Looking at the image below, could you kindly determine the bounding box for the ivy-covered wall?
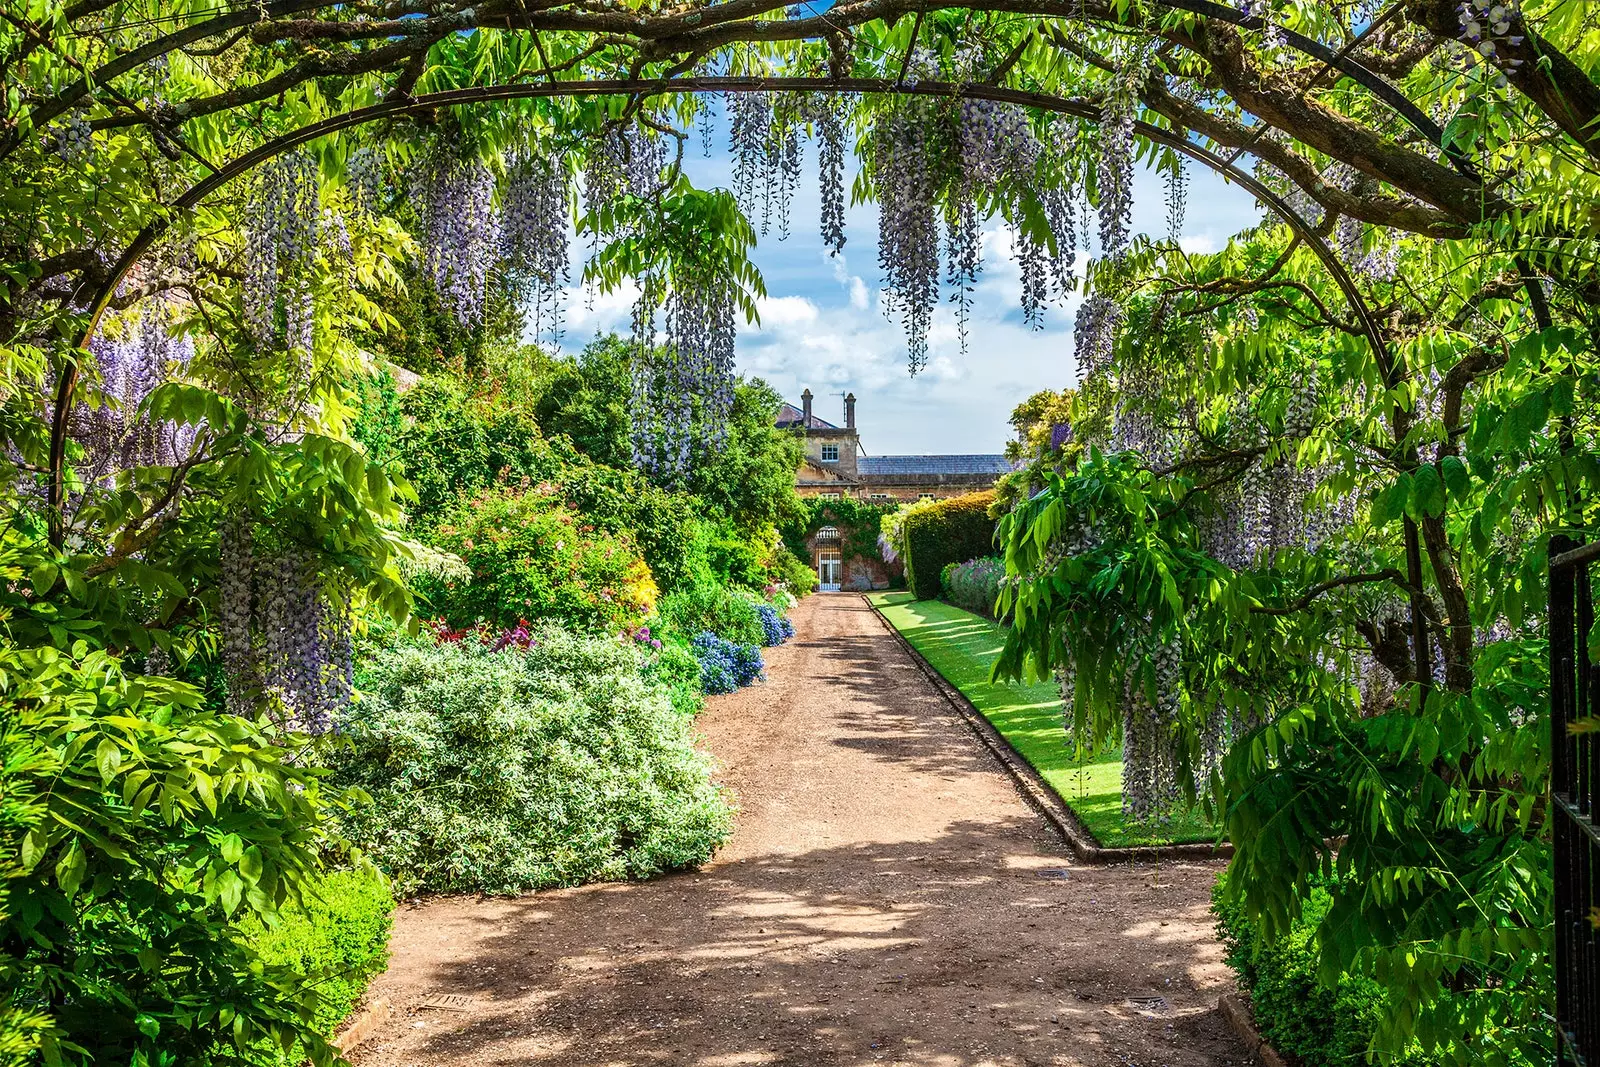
[903,491,998,599]
[780,497,903,588]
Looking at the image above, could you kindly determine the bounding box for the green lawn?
[868,591,1216,848]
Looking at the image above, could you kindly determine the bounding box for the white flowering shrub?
[330,625,732,894]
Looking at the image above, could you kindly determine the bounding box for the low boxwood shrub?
[691,632,765,694]
[237,866,394,1060]
[419,485,658,633]
[330,627,732,894]
[658,582,765,647]
[941,556,1005,617]
[1211,872,1434,1066]
[903,491,997,599]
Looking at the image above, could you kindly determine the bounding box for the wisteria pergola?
[7,3,1600,1058]
[10,0,1584,681]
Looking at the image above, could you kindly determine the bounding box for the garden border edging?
[864,594,1234,865]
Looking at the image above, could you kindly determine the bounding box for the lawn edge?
[863,593,1234,866]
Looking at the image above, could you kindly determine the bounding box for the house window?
[919,493,936,500]
[821,443,840,462]
[819,492,841,500]
[871,493,891,501]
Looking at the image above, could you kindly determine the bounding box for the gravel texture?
[354,593,1241,1067]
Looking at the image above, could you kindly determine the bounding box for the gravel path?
[354,593,1241,1067]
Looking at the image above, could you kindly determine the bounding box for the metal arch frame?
[14,0,1454,163]
[47,71,1440,686]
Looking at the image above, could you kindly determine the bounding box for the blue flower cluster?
[756,604,796,647]
[692,631,765,695]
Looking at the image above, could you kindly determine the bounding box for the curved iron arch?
[51,75,1401,562]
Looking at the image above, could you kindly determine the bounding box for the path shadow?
[368,818,1234,1067]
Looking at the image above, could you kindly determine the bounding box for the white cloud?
[752,295,819,329]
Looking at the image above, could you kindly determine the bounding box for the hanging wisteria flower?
[49,111,92,161]
[500,151,571,343]
[1096,48,1144,262]
[1458,0,1524,69]
[813,94,848,255]
[870,107,941,373]
[223,539,354,732]
[243,150,320,353]
[1072,292,1124,380]
[413,149,501,329]
[77,299,196,482]
[632,264,739,481]
[1165,157,1188,241]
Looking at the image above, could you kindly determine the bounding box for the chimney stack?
[845,392,856,429]
[801,388,813,425]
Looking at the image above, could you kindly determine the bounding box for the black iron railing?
[1550,534,1600,1065]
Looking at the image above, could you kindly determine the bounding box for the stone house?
[778,389,1011,590]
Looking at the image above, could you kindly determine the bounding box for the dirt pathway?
[354,594,1241,1067]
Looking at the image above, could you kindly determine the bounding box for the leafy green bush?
[393,377,561,524]
[641,638,705,717]
[767,541,818,595]
[554,461,713,593]
[331,629,732,894]
[903,491,998,599]
[420,485,657,632]
[657,583,765,647]
[236,866,394,1059]
[941,557,1005,617]
[1212,872,1433,1067]
[0,642,350,1066]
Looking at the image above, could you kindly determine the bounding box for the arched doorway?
[814,525,842,592]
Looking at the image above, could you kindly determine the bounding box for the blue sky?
[544,111,1267,455]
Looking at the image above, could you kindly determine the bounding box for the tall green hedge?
[903,491,997,599]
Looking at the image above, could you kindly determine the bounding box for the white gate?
[817,548,841,592]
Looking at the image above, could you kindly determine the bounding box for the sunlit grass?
[868,591,1216,848]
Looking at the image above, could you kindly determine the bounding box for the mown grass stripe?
[867,591,1215,848]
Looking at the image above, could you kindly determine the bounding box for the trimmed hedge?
[237,866,394,1063]
[941,556,1005,617]
[903,491,998,599]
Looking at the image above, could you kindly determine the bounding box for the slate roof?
[858,455,1013,476]
[775,402,838,429]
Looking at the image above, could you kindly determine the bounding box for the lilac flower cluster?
[243,151,320,354]
[413,151,501,329]
[756,604,795,647]
[629,624,665,651]
[691,631,765,695]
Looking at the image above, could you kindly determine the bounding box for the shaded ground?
[354,594,1240,1067]
[868,593,1216,848]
